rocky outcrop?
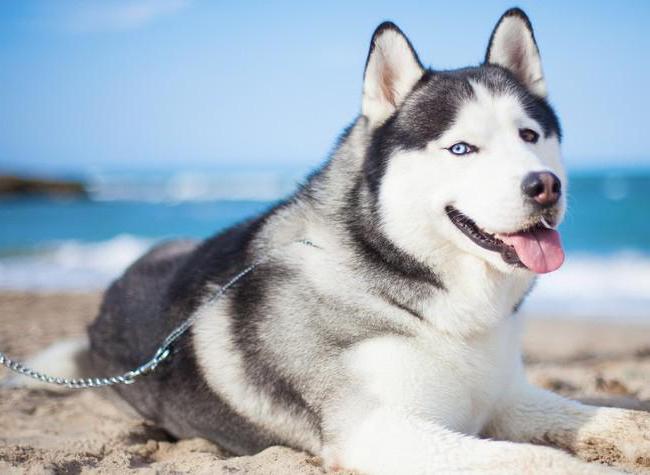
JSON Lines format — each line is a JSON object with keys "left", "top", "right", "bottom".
{"left": 0, "top": 174, "right": 88, "bottom": 199}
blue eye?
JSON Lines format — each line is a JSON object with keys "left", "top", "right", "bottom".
{"left": 448, "top": 142, "right": 475, "bottom": 156}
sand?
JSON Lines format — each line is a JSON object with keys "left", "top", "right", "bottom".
{"left": 1, "top": 291, "right": 649, "bottom": 474}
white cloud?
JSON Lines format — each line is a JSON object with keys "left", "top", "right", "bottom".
{"left": 62, "top": 0, "right": 191, "bottom": 33}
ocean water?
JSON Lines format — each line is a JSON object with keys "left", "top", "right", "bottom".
{"left": 1, "top": 169, "right": 648, "bottom": 320}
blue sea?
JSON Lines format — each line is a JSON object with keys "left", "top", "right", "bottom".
{"left": 1, "top": 169, "right": 649, "bottom": 320}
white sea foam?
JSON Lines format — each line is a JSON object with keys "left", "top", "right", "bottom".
{"left": 87, "top": 170, "right": 305, "bottom": 202}
{"left": 0, "top": 235, "right": 153, "bottom": 291}
{"left": 521, "top": 252, "right": 650, "bottom": 320}
{"left": 0, "top": 238, "right": 648, "bottom": 321}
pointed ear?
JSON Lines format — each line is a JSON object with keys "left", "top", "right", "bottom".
{"left": 485, "top": 8, "right": 547, "bottom": 98}
{"left": 362, "top": 22, "right": 424, "bottom": 126}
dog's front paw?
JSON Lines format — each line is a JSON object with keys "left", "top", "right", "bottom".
{"left": 613, "top": 409, "right": 650, "bottom": 467}
{"left": 576, "top": 408, "right": 650, "bottom": 469}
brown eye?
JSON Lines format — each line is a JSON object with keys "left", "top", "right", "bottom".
{"left": 519, "top": 128, "right": 539, "bottom": 144}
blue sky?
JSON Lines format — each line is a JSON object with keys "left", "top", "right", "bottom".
{"left": 1, "top": 0, "right": 649, "bottom": 174}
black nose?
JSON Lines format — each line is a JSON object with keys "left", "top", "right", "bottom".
{"left": 521, "top": 171, "right": 561, "bottom": 207}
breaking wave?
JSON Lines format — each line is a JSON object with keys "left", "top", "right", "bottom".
{"left": 521, "top": 252, "right": 650, "bottom": 320}
{"left": 0, "top": 236, "right": 648, "bottom": 321}
{"left": 0, "top": 235, "right": 154, "bottom": 291}
{"left": 87, "top": 170, "right": 305, "bottom": 202}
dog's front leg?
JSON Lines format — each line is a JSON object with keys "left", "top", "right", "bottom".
{"left": 323, "top": 405, "right": 614, "bottom": 474}
{"left": 485, "top": 380, "right": 650, "bottom": 470}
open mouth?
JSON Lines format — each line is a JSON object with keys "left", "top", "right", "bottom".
{"left": 445, "top": 206, "right": 565, "bottom": 274}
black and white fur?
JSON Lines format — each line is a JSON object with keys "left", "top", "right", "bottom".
{"left": 26, "top": 9, "right": 650, "bottom": 474}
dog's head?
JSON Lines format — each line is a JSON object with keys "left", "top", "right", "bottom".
{"left": 361, "top": 9, "right": 565, "bottom": 275}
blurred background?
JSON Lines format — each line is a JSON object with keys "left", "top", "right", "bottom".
{"left": 1, "top": 0, "right": 649, "bottom": 320}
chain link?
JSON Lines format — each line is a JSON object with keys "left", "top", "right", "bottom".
{"left": 0, "top": 239, "right": 320, "bottom": 389}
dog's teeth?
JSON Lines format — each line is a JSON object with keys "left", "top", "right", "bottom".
{"left": 540, "top": 217, "right": 553, "bottom": 229}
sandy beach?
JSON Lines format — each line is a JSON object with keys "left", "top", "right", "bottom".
{"left": 1, "top": 291, "right": 650, "bottom": 474}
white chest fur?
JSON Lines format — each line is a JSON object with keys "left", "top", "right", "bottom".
{"left": 344, "top": 315, "right": 523, "bottom": 435}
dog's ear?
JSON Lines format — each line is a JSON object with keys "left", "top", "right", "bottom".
{"left": 485, "top": 8, "right": 547, "bottom": 98}
{"left": 362, "top": 22, "right": 424, "bottom": 126}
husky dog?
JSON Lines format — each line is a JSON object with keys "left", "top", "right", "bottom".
{"left": 34, "top": 8, "right": 650, "bottom": 474}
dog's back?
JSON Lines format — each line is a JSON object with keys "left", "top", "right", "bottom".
{"left": 87, "top": 230, "right": 287, "bottom": 454}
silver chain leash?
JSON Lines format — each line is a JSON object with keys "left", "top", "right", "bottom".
{"left": 0, "top": 239, "right": 319, "bottom": 389}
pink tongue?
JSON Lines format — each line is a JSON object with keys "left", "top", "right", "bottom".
{"left": 499, "top": 228, "right": 565, "bottom": 274}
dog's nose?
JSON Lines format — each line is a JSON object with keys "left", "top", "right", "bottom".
{"left": 521, "top": 171, "right": 561, "bottom": 207}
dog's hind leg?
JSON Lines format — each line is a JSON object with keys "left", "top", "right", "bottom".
{"left": 484, "top": 378, "right": 650, "bottom": 471}
{"left": 322, "top": 405, "right": 615, "bottom": 475}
